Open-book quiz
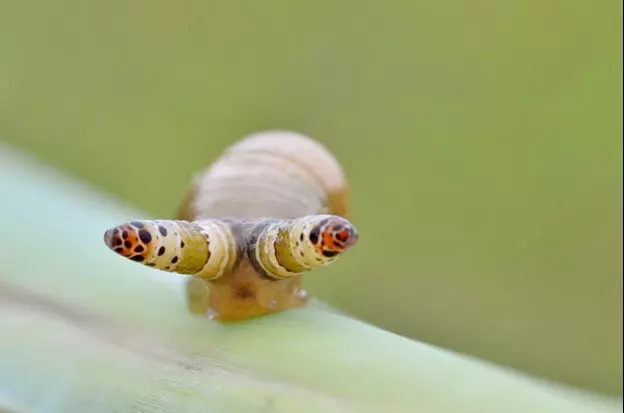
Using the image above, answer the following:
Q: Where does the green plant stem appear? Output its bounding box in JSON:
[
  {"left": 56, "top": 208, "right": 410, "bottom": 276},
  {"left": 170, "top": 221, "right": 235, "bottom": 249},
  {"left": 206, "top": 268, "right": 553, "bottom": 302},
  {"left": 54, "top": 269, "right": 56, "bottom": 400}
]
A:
[{"left": 0, "top": 146, "right": 620, "bottom": 413}]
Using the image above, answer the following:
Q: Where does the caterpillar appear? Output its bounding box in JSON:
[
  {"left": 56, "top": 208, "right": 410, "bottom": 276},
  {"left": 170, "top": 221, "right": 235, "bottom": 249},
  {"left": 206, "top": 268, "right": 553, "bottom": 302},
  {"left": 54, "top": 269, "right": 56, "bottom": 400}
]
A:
[{"left": 103, "top": 131, "right": 358, "bottom": 321}]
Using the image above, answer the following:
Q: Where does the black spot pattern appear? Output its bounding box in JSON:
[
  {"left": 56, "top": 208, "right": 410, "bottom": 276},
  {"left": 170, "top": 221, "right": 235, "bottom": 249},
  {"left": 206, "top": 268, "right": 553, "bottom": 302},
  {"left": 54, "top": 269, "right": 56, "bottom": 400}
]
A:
[
  {"left": 318, "top": 217, "right": 331, "bottom": 227},
  {"left": 138, "top": 229, "right": 152, "bottom": 244},
  {"left": 309, "top": 226, "right": 320, "bottom": 244},
  {"left": 158, "top": 226, "right": 167, "bottom": 236}
]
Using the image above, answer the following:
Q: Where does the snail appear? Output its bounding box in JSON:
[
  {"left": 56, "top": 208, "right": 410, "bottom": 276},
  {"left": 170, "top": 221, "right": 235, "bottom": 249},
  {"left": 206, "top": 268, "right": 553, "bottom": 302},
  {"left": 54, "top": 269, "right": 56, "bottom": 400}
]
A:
[{"left": 103, "top": 131, "right": 358, "bottom": 321}]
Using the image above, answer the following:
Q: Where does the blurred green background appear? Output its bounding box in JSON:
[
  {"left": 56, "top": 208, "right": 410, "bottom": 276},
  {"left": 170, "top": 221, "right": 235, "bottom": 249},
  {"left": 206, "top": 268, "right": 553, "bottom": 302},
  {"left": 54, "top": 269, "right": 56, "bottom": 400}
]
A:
[{"left": 1, "top": 0, "right": 621, "bottom": 396}]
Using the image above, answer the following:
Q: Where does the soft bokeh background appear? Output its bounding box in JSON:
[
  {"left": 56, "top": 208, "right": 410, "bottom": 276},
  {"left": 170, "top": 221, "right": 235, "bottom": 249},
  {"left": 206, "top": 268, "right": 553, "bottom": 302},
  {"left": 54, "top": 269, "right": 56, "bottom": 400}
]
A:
[{"left": 1, "top": 0, "right": 621, "bottom": 396}]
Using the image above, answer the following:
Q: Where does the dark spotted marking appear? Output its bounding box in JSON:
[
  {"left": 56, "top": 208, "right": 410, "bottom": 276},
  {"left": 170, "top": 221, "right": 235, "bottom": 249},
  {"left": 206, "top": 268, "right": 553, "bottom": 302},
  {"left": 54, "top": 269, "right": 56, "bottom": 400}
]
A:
[
  {"left": 158, "top": 226, "right": 167, "bottom": 236},
  {"left": 131, "top": 221, "right": 144, "bottom": 228},
  {"left": 124, "top": 241, "right": 132, "bottom": 248},
  {"left": 114, "top": 247, "right": 123, "bottom": 253},
  {"left": 158, "top": 246, "right": 166, "bottom": 256},
  {"left": 134, "top": 245, "right": 144, "bottom": 253},
  {"left": 113, "top": 238, "right": 122, "bottom": 246},
  {"left": 309, "top": 226, "right": 320, "bottom": 244},
  {"left": 130, "top": 255, "right": 145, "bottom": 262},
  {"left": 300, "top": 252, "right": 305, "bottom": 257},
  {"left": 180, "top": 241, "right": 185, "bottom": 248},
  {"left": 138, "top": 229, "right": 152, "bottom": 244},
  {"left": 333, "top": 224, "right": 344, "bottom": 231},
  {"left": 322, "top": 250, "right": 339, "bottom": 258},
  {"left": 318, "top": 217, "right": 331, "bottom": 226},
  {"left": 171, "top": 256, "right": 178, "bottom": 264},
  {"left": 336, "top": 232, "right": 347, "bottom": 242},
  {"left": 299, "top": 233, "right": 304, "bottom": 241},
  {"left": 122, "top": 231, "right": 129, "bottom": 239}
]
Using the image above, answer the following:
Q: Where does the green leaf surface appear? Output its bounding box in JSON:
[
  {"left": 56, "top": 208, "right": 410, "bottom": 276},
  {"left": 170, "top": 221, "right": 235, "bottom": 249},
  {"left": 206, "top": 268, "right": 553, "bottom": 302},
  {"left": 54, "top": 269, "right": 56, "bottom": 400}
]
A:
[{"left": 0, "top": 145, "right": 620, "bottom": 413}]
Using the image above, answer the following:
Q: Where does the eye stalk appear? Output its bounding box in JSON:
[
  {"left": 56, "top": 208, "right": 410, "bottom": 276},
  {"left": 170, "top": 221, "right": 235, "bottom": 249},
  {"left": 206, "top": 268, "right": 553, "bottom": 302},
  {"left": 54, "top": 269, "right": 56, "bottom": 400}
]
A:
[
  {"left": 248, "top": 215, "right": 359, "bottom": 280},
  {"left": 104, "top": 215, "right": 359, "bottom": 282},
  {"left": 103, "top": 219, "right": 240, "bottom": 280}
]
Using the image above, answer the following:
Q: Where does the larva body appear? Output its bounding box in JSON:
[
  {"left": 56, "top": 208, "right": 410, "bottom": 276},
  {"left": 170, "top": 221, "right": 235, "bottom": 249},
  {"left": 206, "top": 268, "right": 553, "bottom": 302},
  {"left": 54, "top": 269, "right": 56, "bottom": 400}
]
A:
[{"left": 104, "top": 131, "right": 357, "bottom": 321}]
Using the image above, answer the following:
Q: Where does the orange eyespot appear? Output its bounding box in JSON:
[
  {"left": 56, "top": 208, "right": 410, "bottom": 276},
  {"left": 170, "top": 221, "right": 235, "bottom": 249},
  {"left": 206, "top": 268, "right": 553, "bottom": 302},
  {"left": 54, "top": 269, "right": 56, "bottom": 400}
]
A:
[
  {"left": 331, "top": 225, "right": 358, "bottom": 248},
  {"left": 309, "top": 217, "right": 358, "bottom": 258},
  {"left": 104, "top": 222, "right": 154, "bottom": 263}
]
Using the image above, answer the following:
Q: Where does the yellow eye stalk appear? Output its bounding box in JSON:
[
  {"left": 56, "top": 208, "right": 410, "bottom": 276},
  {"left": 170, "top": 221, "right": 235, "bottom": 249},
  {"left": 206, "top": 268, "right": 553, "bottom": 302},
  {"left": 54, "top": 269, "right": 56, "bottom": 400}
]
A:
[
  {"left": 104, "top": 219, "right": 240, "bottom": 280},
  {"left": 103, "top": 131, "right": 359, "bottom": 321},
  {"left": 103, "top": 215, "right": 357, "bottom": 280}
]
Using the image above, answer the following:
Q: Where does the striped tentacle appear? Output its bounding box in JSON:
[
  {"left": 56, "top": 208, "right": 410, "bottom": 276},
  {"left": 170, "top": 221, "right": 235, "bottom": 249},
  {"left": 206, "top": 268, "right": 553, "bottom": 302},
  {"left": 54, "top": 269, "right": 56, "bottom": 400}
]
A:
[
  {"left": 103, "top": 219, "right": 240, "bottom": 280},
  {"left": 248, "top": 214, "right": 358, "bottom": 280}
]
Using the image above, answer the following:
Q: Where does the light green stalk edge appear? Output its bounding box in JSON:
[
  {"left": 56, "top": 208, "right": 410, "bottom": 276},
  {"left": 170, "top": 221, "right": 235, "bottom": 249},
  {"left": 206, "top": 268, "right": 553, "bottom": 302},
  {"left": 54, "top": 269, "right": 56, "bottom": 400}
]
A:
[{"left": 0, "top": 145, "right": 620, "bottom": 413}]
